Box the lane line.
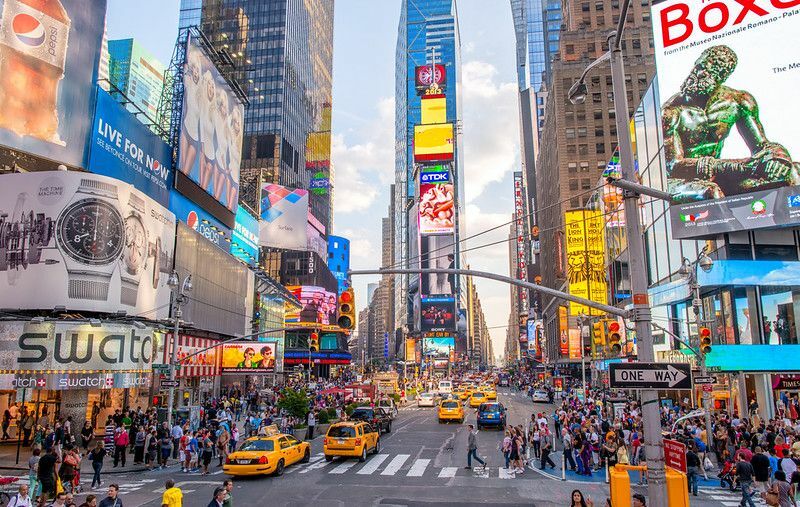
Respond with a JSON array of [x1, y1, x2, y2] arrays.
[[406, 458, 430, 477], [380, 454, 410, 476], [356, 453, 389, 475]]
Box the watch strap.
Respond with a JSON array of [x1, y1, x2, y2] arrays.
[[128, 192, 146, 214], [68, 271, 112, 301], [77, 179, 119, 200], [120, 276, 139, 306]]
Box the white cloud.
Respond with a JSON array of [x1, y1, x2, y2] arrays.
[[332, 97, 395, 215], [461, 61, 521, 204]]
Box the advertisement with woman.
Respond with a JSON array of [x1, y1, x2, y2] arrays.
[[178, 35, 244, 212], [221, 342, 276, 373]]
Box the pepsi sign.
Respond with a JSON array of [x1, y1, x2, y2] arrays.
[[169, 191, 232, 252]]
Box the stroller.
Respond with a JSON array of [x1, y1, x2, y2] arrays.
[[717, 459, 737, 491]]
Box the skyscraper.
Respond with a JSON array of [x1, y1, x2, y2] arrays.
[[178, 0, 334, 232], [394, 0, 463, 340], [108, 38, 168, 120]]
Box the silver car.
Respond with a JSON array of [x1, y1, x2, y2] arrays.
[[532, 389, 549, 402]]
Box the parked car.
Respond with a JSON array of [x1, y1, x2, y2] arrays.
[[349, 407, 392, 433]]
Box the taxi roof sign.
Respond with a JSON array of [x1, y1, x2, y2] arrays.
[[263, 424, 280, 437]]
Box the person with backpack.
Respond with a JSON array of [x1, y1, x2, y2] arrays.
[[6, 483, 32, 507]]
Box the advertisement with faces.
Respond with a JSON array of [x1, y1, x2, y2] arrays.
[[178, 35, 244, 212], [0, 171, 175, 318]]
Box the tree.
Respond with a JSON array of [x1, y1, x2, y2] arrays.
[[277, 388, 310, 420]]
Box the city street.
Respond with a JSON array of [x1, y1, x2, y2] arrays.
[[54, 389, 736, 507]]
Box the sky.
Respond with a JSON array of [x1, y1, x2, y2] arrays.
[[106, 0, 521, 360]]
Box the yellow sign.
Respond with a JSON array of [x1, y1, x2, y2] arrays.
[[565, 209, 607, 316], [421, 95, 446, 124], [559, 306, 569, 357], [413, 124, 454, 162], [405, 338, 416, 361]]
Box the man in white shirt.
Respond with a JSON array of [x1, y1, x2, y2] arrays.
[[171, 423, 183, 460], [6, 484, 31, 507]]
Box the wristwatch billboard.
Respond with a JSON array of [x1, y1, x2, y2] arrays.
[[56, 178, 124, 301], [119, 193, 148, 306]]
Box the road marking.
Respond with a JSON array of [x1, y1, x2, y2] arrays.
[[406, 458, 430, 477], [299, 460, 332, 474], [438, 466, 458, 478], [211, 470, 224, 475], [499, 468, 515, 479], [380, 454, 410, 476], [356, 453, 389, 475], [329, 461, 357, 474]]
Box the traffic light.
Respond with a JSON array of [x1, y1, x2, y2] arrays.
[[592, 321, 606, 347], [309, 332, 319, 352], [152, 395, 162, 407], [337, 288, 356, 329], [700, 327, 712, 354], [607, 320, 622, 355]]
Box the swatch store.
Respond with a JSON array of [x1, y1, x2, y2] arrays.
[[632, 0, 800, 420]]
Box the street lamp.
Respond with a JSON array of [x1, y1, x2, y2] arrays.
[[166, 270, 192, 427], [567, 0, 668, 502]]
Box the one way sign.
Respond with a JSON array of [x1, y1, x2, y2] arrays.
[[609, 363, 692, 390]]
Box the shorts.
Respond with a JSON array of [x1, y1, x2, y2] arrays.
[[40, 479, 55, 498], [203, 453, 212, 466], [161, 448, 171, 459]]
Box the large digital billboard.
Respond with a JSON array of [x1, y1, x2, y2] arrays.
[[651, 0, 800, 238], [420, 95, 446, 124], [0, 171, 175, 318], [178, 35, 243, 212], [221, 342, 276, 373], [169, 190, 232, 252], [420, 296, 456, 332], [419, 166, 454, 235], [423, 336, 455, 368], [259, 183, 309, 250], [89, 88, 172, 207], [415, 64, 446, 95], [285, 285, 338, 326], [0, 0, 106, 168], [565, 209, 607, 316], [230, 205, 258, 264], [420, 235, 455, 296], [413, 124, 454, 162]]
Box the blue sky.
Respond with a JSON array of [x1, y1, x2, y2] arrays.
[[107, 0, 521, 359]]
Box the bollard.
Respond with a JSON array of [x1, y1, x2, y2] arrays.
[[562, 450, 566, 481], [605, 462, 610, 484]]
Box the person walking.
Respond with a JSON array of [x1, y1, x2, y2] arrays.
[[306, 410, 316, 441], [90, 441, 106, 490], [97, 484, 122, 507], [207, 487, 226, 507], [766, 470, 796, 507], [6, 484, 32, 507], [36, 447, 58, 504], [562, 429, 576, 471], [161, 479, 182, 507], [465, 424, 486, 470], [221, 479, 233, 507], [686, 443, 701, 497], [112, 426, 128, 468], [736, 452, 757, 507], [27, 447, 40, 501], [540, 439, 556, 470]]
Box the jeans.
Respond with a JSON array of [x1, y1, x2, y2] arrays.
[[687, 466, 699, 496], [564, 449, 576, 471], [28, 473, 40, 499], [740, 480, 756, 507], [540, 451, 556, 469], [91, 461, 103, 488], [503, 451, 510, 469], [172, 438, 180, 459], [467, 448, 485, 468], [113, 445, 126, 467], [306, 425, 315, 441]]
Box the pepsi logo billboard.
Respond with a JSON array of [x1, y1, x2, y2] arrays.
[[169, 190, 231, 251], [12, 13, 45, 46]]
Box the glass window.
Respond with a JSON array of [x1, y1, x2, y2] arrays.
[[733, 287, 753, 344], [760, 287, 798, 344]]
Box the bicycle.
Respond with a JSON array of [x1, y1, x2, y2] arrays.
[[0, 476, 20, 507]]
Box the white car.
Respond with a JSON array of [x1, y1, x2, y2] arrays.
[[532, 389, 550, 403], [377, 398, 398, 418], [417, 392, 436, 407]]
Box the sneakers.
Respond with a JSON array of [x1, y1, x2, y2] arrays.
[[464, 466, 472, 469]]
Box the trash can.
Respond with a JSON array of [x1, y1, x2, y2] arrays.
[[665, 467, 689, 507]]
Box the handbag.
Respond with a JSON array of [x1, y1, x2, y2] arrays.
[[763, 490, 779, 506]]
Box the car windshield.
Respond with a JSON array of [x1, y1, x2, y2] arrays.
[[420, 393, 433, 398], [377, 400, 391, 406], [351, 409, 373, 419], [473, 392, 484, 397], [479, 404, 499, 412], [442, 401, 459, 408], [328, 426, 357, 438], [238, 439, 274, 452]]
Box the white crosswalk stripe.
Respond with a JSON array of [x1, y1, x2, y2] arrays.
[[406, 458, 430, 477], [356, 453, 389, 474], [438, 466, 458, 478], [329, 461, 357, 474], [700, 488, 767, 506], [381, 454, 410, 475], [499, 468, 515, 479]]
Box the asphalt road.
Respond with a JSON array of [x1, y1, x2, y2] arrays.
[[85, 389, 736, 507]]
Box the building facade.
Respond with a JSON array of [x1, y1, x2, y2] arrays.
[[108, 38, 168, 120], [327, 235, 351, 294]]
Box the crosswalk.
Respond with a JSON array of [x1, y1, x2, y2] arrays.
[[699, 488, 768, 506], [282, 452, 522, 480]]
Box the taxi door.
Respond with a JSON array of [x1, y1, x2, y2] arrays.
[[278, 437, 293, 463], [363, 424, 377, 450], [284, 435, 302, 464]]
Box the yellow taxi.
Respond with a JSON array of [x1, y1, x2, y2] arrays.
[[482, 386, 497, 400], [223, 425, 310, 476], [438, 399, 465, 423], [468, 391, 487, 408], [323, 421, 381, 462], [452, 387, 465, 399], [457, 388, 471, 402]]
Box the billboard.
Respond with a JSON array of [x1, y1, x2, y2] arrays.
[[514, 172, 529, 312], [177, 35, 243, 212], [420, 235, 455, 296], [423, 336, 454, 363], [89, 88, 172, 207], [651, 0, 800, 238], [420, 296, 456, 332], [420, 95, 446, 124], [565, 209, 607, 316], [285, 285, 338, 325], [413, 124, 454, 162], [230, 205, 258, 264], [220, 341, 276, 373], [419, 168, 454, 235], [259, 183, 309, 250], [0, 0, 106, 168], [169, 190, 232, 252], [405, 338, 416, 362], [0, 171, 175, 317], [415, 64, 446, 95]]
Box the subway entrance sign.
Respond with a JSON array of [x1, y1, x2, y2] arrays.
[[609, 363, 692, 390]]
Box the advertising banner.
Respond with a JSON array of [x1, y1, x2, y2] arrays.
[[514, 172, 529, 312], [420, 296, 456, 332], [421, 95, 446, 124], [405, 338, 416, 362], [423, 336, 454, 366], [162, 333, 220, 378], [0, 172, 175, 316], [565, 209, 607, 316], [569, 328, 582, 360], [419, 166, 454, 235], [259, 183, 309, 250], [285, 285, 338, 325], [0, 321, 162, 373], [230, 205, 259, 264], [169, 190, 232, 252], [177, 35, 243, 212], [420, 235, 455, 296], [220, 342, 276, 373], [413, 124, 454, 162], [651, 0, 800, 238], [0, 0, 106, 168], [559, 306, 569, 357], [88, 88, 172, 207], [415, 64, 446, 95]]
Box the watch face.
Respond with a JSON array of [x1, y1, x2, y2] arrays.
[[123, 215, 147, 274], [57, 198, 124, 266]]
